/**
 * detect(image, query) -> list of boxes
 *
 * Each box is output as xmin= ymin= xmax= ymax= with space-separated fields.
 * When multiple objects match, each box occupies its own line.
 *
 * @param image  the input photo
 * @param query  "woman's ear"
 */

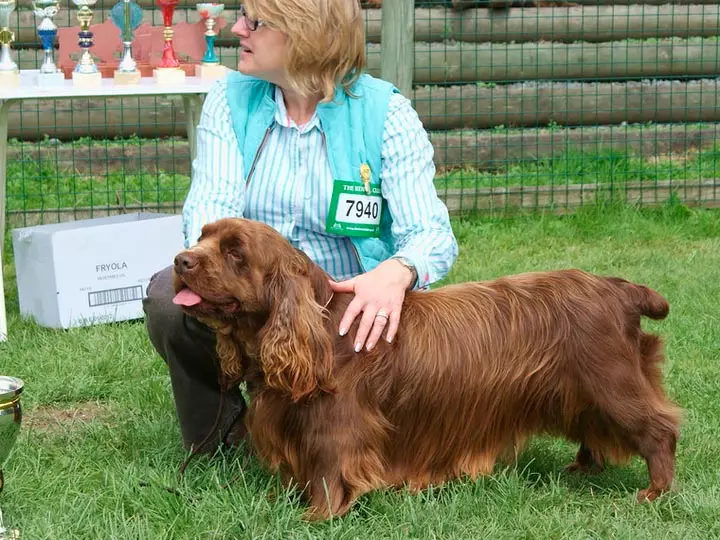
xmin=258 ymin=265 xmax=335 ymax=402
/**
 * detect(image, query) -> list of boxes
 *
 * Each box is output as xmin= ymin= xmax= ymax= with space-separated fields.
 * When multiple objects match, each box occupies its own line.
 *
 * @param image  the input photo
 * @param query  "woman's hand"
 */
xmin=329 ymin=259 xmax=415 ymax=352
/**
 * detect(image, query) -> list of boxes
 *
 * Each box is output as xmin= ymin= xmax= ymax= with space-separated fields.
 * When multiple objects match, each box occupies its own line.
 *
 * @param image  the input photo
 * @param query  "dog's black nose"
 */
xmin=174 ymin=252 xmax=198 ymax=274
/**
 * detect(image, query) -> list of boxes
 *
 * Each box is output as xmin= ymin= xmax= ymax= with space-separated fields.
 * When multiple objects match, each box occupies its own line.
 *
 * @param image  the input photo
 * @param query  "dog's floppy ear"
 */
xmin=258 ymin=259 xmax=335 ymax=402
xmin=214 ymin=324 xmax=244 ymax=386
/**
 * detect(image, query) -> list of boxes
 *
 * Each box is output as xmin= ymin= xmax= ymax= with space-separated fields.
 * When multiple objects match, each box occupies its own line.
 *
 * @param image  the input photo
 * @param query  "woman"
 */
xmin=143 ymin=0 xmax=458 ymax=453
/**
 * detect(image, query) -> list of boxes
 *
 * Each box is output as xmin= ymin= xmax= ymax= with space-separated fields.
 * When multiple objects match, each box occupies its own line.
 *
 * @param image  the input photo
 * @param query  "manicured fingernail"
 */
xmin=386 ymin=337 xmax=392 ymax=344
xmin=339 ymin=327 xmax=347 ymax=336
xmin=366 ymin=341 xmax=375 ymax=351
xmin=354 ymin=342 xmax=361 ymax=353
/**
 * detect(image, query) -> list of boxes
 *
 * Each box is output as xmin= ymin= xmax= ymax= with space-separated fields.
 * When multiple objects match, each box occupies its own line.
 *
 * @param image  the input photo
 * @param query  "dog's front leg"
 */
xmin=301 ymin=471 xmax=352 ymax=521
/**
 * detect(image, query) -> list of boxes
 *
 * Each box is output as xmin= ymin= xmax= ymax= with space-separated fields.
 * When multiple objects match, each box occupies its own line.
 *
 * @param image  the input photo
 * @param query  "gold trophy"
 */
xmin=71 ymin=0 xmax=102 ymax=87
xmin=194 ymin=3 xmax=227 ymax=80
xmin=0 ymin=0 xmax=20 ymax=88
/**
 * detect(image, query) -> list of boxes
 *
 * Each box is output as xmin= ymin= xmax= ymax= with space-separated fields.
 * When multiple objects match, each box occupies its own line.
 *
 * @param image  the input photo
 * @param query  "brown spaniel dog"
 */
xmin=172 ymin=217 xmax=681 ymax=520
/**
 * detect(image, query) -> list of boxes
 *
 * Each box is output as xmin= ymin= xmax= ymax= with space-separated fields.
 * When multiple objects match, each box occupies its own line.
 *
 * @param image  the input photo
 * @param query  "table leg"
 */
xmin=182 ymin=94 xmax=203 ymax=165
xmin=0 ymin=99 xmax=16 ymax=342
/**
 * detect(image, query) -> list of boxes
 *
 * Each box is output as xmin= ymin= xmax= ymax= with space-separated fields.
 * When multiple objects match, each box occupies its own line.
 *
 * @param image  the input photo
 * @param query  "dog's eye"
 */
xmin=220 ymin=236 xmax=245 ymax=266
xmin=226 ymin=248 xmax=243 ymax=262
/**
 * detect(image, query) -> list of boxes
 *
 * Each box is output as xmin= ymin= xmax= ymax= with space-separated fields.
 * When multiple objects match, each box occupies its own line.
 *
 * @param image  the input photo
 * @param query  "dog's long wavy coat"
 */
xmin=172 ymin=217 xmax=681 ymax=520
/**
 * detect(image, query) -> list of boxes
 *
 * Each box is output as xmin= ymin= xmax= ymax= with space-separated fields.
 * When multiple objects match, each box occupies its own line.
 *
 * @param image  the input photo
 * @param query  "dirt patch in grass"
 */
xmin=27 ymin=402 xmax=115 ymax=434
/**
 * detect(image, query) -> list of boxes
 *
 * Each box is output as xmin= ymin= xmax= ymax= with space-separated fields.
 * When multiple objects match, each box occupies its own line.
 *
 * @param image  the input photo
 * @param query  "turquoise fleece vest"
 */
xmin=224 ymin=71 xmax=399 ymax=273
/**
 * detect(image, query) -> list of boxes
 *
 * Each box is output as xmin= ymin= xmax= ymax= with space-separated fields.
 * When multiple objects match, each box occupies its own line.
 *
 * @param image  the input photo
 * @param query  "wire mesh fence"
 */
xmin=3 ymin=0 xmax=720 ymax=231
xmin=411 ymin=0 xmax=720 ymax=214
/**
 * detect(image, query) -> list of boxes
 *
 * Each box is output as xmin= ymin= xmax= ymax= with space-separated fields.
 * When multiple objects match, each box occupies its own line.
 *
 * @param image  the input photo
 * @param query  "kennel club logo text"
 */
xmin=96 ymin=261 xmax=128 ymax=280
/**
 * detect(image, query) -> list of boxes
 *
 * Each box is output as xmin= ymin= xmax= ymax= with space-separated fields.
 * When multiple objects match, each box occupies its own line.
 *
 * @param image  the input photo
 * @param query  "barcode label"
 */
xmin=88 ymin=285 xmax=144 ymax=307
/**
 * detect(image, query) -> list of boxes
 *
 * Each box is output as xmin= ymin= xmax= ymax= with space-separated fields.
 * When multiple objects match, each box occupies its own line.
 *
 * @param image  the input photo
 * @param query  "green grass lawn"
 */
xmin=6 ymin=143 xmax=720 ymax=218
xmin=436 ymin=146 xmax=720 ymax=191
xmin=1 ymin=202 xmax=719 ymax=538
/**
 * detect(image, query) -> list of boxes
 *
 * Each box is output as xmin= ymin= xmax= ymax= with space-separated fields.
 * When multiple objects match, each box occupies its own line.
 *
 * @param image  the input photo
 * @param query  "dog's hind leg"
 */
xmin=634 ymin=414 xmax=678 ymax=502
xmin=633 ymin=334 xmax=681 ymax=501
xmin=565 ymin=443 xmax=604 ymax=474
xmin=580 ymin=374 xmax=680 ymax=502
xmin=563 ymin=411 xmax=607 ymax=473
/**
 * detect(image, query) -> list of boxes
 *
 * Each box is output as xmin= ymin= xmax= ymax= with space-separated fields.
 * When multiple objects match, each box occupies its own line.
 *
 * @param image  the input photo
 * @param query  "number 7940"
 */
xmin=344 ymin=199 xmax=379 ymax=220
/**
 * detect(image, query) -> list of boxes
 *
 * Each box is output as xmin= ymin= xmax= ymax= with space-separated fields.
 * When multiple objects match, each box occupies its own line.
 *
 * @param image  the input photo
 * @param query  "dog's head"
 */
xmin=172 ymin=217 xmax=335 ymax=400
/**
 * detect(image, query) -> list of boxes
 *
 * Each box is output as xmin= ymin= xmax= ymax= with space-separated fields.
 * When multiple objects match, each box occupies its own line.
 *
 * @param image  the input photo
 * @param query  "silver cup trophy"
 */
xmin=110 ymin=0 xmax=142 ymax=84
xmin=0 ymin=0 xmax=20 ymax=87
xmin=32 ymin=0 xmax=64 ymax=85
xmin=0 ymin=376 xmax=23 ymax=540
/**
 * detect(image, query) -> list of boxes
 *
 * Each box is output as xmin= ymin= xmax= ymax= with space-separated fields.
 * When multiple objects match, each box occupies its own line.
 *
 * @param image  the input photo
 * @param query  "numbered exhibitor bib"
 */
xmin=326 ymin=179 xmax=382 ymax=237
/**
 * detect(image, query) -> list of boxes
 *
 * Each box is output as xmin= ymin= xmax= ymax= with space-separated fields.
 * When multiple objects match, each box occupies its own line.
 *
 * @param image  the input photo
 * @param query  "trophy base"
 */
xmin=0 ymin=70 xmax=20 ymax=88
xmin=35 ymin=71 xmax=66 ymax=87
xmin=114 ymin=69 xmax=141 ymax=85
xmin=195 ymin=63 xmax=228 ymax=80
xmin=0 ymin=527 xmax=20 ymax=540
xmin=72 ymin=70 xmax=103 ymax=88
xmin=153 ymin=67 xmax=186 ymax=86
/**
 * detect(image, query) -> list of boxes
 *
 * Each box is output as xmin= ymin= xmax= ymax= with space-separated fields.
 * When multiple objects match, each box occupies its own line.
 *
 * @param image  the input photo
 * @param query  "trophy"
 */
xmin=0 ymin=0 xmax=20 ymax=88
xmin=194 ymin=3 xmax=226 ymax=80
xmin=32 ymin=0 xmax=64 ymax=86
xmin=153 ymin=0 xmax=185 ymax=85
xmin=0 ymin=376 xmax=23 ymax=540
xmin=71 ymin=0 xmax=102 ymax=87
xmin=110 ymin=0 xmax=142 ymax=84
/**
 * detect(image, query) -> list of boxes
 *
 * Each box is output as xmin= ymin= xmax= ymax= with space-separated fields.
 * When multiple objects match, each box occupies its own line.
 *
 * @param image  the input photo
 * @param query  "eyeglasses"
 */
xmin=239 ymin=5 xmax=266 ymax=31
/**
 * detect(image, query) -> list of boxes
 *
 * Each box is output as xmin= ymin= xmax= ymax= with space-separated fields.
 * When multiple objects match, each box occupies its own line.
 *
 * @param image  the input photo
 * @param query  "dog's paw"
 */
xmin=564 ymin=461 xmax=590 ymax=474
xmin=636 ymin=488 xmax=663 ymax=503
xmin=564 ymin=461 xmax=606 ymax=474
xmin=265 ymin=486 xmax=279 ymax=504
xmin=302 ymin=507 xmax=329 ymax=522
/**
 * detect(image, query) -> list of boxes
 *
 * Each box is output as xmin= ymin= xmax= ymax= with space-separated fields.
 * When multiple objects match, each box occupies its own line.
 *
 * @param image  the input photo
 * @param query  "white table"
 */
xmin=0 ymin=69 xmax=217 ymax=341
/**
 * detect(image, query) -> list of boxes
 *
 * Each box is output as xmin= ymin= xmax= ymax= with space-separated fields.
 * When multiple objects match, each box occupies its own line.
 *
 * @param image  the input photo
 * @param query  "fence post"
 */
xmin=380 ymin=0 xmax=414 ymax=97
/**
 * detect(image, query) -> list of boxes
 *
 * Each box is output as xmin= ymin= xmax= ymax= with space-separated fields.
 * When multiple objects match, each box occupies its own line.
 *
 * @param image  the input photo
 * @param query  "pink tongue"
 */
xmin=172 ymin=288 xmax=203 ymax=306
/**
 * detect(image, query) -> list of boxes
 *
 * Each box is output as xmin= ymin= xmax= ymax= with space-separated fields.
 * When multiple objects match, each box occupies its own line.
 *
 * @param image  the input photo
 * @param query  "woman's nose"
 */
xmin=232 ymin=17 xmax=250 ymax=36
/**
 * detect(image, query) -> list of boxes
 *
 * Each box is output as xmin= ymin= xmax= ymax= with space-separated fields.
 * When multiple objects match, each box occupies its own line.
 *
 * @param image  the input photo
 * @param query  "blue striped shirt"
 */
xmin=182 ymin=78 xmax=458 ymax=289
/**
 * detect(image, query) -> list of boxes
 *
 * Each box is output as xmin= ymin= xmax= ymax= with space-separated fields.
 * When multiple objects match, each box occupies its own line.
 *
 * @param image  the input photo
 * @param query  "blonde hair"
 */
xmin=244 ymin=0 xmax=366 ymax=102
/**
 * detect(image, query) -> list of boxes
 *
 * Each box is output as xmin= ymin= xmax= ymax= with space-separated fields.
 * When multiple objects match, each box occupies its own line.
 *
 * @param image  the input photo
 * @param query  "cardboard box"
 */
xmin=11 ymin=212 xmax=184 ymax=329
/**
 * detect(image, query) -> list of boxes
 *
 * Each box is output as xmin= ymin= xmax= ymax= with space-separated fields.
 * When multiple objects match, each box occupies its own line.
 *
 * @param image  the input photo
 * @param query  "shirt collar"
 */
xmin=274 ymin=86 xmax=321 ymax=133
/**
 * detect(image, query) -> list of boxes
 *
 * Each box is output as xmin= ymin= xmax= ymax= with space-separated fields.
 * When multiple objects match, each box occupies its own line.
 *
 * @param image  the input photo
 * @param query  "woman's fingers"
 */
xmin=365 ymin=308 xmax=390 ymax=351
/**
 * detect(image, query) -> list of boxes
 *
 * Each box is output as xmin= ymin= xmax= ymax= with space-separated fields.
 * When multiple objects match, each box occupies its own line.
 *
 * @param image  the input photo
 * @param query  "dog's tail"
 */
xmin=607 ymin=277 xmax=670 ymax=320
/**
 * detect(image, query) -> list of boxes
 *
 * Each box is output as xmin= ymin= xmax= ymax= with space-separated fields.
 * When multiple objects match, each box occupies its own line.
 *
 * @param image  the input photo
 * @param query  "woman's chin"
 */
xmin=237 ymin=60 xmax=255 ymax=75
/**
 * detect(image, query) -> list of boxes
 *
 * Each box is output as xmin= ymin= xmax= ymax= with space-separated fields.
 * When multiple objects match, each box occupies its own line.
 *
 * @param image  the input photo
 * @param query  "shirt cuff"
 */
xmin=391 ymin=252 xmax=430 ymax=291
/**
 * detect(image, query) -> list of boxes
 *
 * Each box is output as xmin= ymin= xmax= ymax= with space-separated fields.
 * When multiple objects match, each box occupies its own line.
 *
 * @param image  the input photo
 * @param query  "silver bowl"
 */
xmin=0 ymin=376 xmax=23 ymax=494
